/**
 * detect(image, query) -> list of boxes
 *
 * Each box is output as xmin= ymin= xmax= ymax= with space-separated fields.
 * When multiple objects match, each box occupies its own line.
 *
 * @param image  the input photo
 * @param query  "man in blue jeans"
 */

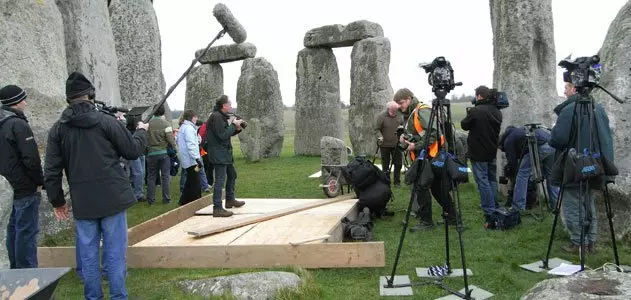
xmin=206 ymin=95 xmax=245 ymax=217
xmin=45 ymin=72 xmax=148 ymax=299
xmin=460 ymin=86 xmax=503 ymax=217
xmin=0 ymin=84 xmax=44 ymax=269
xmin=499 ymin=125 xmax=560 ymax=211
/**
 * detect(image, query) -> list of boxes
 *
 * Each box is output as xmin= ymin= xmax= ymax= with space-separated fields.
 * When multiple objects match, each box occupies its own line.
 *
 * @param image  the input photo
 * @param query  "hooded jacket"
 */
xmin=0 ymin=106 xmax=44 ymax=199
xmin=44 ymin=101 xmax=147 ymax=219
xmin=460 ymin=100 xmax=502 ymax=162
xmin=206 ymin=109 xmax=240 ymax=165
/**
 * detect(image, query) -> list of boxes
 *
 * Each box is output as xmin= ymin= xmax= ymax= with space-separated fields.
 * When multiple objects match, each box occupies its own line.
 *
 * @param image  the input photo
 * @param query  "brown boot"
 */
xmin=213 ymin=207 xmax=234 ymax=217
xmin=561 ymin=243 xmax=580 ymax=253
xmin=225 ymin=199 xmax=245 ymax=208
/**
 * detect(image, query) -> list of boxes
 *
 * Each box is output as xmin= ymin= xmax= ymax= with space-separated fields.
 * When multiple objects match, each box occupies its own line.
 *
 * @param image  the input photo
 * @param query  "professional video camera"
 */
xmin=470 ymin=89 xmax=509 ymax=109
xmin=558 ymin=55 xmax=602 ymax=91
xmin=419 ymin=56 xmax=460 ymax=95
xmin=227 ymin=112 xmax=247 ymax=129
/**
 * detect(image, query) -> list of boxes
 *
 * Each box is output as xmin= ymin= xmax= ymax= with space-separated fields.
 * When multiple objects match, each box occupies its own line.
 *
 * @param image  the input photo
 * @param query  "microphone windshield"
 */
xmin=213 ymin=3 xmax=247 ymax=43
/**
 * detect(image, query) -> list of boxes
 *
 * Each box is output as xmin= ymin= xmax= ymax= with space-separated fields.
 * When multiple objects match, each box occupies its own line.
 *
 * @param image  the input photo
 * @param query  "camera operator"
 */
xmin=373 ymin=100 xmax=404 ymax=186
xmin=499 ymin=125 xmax=559 ymax=211
xmin=44 ymin=72 xmax=148 ymax=299
xmin=206 ymin=95 xmax=246 ymax=217
xmin=460 ymin=86 xmax=502 ymax=217
xmin=549 ymin=82 xmax=614 ymax=254
xmin=394 ymin=88 xmax=456 ymax=231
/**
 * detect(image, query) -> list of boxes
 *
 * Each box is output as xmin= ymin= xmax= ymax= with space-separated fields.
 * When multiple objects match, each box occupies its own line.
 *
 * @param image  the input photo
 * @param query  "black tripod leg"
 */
xmin=603 ymin=184 xmax=621 ymax=267
xmin=542 ymin=184 xmax=565 ymax=269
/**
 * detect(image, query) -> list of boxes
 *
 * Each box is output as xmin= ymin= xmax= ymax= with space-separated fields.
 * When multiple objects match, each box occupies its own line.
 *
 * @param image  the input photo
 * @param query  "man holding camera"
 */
xmin=44 ymin=72 xmax=148 ymax=299
xmin=373 ymin=100 xmax=404 ymax=186
xmin=206 ymin=95 xmax=245 ymax=217
xmin=460 ymin=86 xmax=502 ymax=217
xmin=499 ymin=125 xmax=558 ymax=211
xmin=550 ymin=81 xmax=614 ymax=254
xmin=395 ymin=88 xmax=456 ymax=231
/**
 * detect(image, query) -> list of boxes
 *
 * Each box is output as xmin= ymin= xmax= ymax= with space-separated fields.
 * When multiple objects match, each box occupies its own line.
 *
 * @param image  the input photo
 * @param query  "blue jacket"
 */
xmin=177 ymin=120 xmax=201 ymax=169
xmin=549 ymin=94 xmax=614 ymax=164
xmin=500 ymin=126 xmax=551 ymax=170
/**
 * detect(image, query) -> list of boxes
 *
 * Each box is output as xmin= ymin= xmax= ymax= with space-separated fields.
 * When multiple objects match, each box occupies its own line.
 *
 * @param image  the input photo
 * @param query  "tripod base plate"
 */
xmin=520 ymin=257 xmax=571 ymax=273
xmin=435 ymin=284 xmax=493 ymax=300
xmin=416 ymin=267 xmax=473 ymax=278
xmin=379 ymin=275 xmax=413 ymax=296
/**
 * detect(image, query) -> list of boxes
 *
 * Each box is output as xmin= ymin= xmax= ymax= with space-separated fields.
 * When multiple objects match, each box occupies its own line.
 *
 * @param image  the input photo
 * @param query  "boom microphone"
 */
xmin=213 ymin=3 xmax=247 ymax=44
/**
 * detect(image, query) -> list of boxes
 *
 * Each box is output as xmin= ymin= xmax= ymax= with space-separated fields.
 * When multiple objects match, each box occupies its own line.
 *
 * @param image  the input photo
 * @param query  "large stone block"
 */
xmin=0 ymin=0 xmax=70 ymax=268
xmin=304 ymin=20 xmax=384 ymax=48
xmin=593 ymin=0 xmax=631 ymax=241
xmin=236 ymin=57 xmax=284 ymax=160
xmin=195 ymin=42 xmax=257 ymax=64
xmin=109 ymin=0 xmax=165 ymax=109
xmin=349 ymin=37 xmax=393 ymax=157
xmin=294 ymin=48 xmax=345 ymax=155
xmin=56 ymin=0 xmax=122 ymax=106
xmin=185 ymin=64 xmax=223 ymax=120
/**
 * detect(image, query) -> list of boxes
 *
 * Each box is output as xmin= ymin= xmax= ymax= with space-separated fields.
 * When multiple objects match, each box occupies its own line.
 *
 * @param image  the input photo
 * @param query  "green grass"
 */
xmin=48 ymin=108 xmax=630 ymax=299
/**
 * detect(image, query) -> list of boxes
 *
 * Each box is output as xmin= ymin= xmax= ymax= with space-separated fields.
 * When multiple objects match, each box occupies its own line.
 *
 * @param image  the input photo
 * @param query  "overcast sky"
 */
xmin=153 ymin=0 xmax=628 ymax=110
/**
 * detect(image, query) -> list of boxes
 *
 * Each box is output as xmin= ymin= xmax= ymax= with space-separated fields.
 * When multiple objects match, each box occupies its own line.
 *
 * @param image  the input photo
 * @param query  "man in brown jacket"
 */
xmin=374 ymin=101 xmax=404 ymax=186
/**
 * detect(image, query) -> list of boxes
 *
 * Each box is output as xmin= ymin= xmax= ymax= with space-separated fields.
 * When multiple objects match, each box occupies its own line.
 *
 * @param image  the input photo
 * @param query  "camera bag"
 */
xmin=484 ymin=207 xmax=521 ymax=230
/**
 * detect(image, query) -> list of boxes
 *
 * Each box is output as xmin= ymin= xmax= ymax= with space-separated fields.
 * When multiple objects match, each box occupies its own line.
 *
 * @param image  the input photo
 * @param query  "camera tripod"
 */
xmin=384 ymin=88 xmax=473 ymax=299
xmin=510 ymin=123 xmax=554 ymax=221
xmin=541 ymin=86 xmax=623 ymax=272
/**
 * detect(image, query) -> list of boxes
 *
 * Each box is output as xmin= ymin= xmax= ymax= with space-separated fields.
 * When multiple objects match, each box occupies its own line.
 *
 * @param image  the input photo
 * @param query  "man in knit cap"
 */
xmin=0 ymin=84 xmax=43 ymax=269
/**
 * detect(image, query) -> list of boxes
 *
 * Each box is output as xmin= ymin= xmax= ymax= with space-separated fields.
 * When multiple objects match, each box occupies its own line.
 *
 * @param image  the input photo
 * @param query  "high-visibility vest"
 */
xmin=408 ymin=104 xmax=445 ymax=160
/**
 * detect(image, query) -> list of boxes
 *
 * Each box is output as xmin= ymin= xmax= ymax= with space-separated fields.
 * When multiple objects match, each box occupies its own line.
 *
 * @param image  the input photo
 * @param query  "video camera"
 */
xmin=558 ymin=54 xmax=602 ymax=91
xmin=469 ymin=89 xmax=509 ymax=110
xmin=419 ymin=56 xmax=462 ymax=95
xmin=227 ymin=112 xmax=247 ymax=129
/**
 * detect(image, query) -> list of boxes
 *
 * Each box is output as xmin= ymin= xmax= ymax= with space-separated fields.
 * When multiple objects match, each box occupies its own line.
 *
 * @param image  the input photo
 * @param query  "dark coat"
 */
xmin=500 ymin=126 xmax=551 ymax=171
xmin=44 ymin=102 xmax=147 ymax=219
xmin=206 ymin=110 xmax=239 ymax=165
xmin=460 ymin=101 xmax=502 ymax=162
xmin=0 ymin=106 xmax=44 ymax=199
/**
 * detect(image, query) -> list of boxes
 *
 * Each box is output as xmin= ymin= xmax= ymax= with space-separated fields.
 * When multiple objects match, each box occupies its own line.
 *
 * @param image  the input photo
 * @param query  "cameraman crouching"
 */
xmin=373 ymin=101 xmax=404 ymax=186
xmin=460 ymin=86 xmax=502 ymax=217
xmin=395 ymin=88 xmax=456 ymax=231
xmin=499 ymin=125 xmax=559 ymax=211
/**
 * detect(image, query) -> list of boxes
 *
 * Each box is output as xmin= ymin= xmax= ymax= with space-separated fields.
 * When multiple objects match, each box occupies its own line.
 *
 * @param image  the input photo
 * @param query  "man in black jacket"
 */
xmin=0 ymin=85 xmax=43 ymax=269
xmin=461 ymin=86 xmax=502 ymax=217
xmin=44 ymin=72 xmax=148 ymax=299
xmin=206 ymin=95 xmax=245 ymax=217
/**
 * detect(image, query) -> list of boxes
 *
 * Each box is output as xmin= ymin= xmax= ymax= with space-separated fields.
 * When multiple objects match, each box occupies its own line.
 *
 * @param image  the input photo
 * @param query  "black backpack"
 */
xmin=341 ymin=155 xmax=387 ymax=190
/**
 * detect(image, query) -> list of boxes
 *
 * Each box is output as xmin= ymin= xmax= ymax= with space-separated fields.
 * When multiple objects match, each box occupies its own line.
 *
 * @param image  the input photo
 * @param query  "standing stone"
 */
xmin=593 ymin=0 xmax=631 ymax=241
xmin=109 ymin=0 xmax=165 ymax=109
xmin=55 ymin=0 xmax=122 ymax=106
xmin=490 ymin=0 xmax=557 ymax=180
xmin=349 ymin=37 xmax=393 ymax=157
xmin=0 ymin=0 xmax=69 ymax=268
xmin=295 ymin=48 xmax=344 ymax=156
xmin=239 ymin=118 xmax=261 ymax=162
xmin=236 ymin=57 xmax=284 ymax=159
xmin=185 ymin=64 xmax=223 ymax=120
xmin=490 ymin=0 xmax=557 ymax=128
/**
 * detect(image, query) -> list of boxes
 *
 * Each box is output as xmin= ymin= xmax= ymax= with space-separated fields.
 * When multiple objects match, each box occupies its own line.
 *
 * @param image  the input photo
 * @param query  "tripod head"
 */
xmin=419 ymin=56 xmax=462 ymax=100
xmin=559 ymin=54 xmax=626 ymax=103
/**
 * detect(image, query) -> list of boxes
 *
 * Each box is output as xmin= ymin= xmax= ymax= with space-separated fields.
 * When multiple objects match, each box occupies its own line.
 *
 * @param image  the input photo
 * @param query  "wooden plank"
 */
xmin=289 ymin=235 xmax=331 ymax=246
xmin=229 ymin=200 xmax=357 ymax=245
xmin=127 ymin=194 xmax=213 ymax=245
xmin=37 ymin=242 xmax=385 ymax=269
xmin=195 ymin=198 xmax=324 ymax=215
xmin=327 ymin=200 xmax=358 ymax=242
xmin=187 ymin=193 xmax=357 ymax=237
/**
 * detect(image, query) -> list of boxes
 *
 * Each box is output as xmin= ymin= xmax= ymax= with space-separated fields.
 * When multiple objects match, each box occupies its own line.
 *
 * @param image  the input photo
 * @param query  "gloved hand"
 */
xmin=377 ymin=137 xmax=383 ymax=146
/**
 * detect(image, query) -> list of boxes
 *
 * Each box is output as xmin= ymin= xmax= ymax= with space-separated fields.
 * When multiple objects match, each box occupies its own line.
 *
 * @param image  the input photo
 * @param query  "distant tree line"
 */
xmin=450 ymin=94 xmax=475 ymax=103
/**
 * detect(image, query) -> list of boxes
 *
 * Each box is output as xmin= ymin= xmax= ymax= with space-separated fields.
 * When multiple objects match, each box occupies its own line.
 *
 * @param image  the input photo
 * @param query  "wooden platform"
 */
xmin=37 ymin=194 xmax=386 ymax=269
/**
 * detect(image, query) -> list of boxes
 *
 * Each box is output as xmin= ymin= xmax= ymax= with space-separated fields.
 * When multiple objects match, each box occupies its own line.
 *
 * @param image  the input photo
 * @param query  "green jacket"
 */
xmin=147 ymin=116 xmax=175 ymax=156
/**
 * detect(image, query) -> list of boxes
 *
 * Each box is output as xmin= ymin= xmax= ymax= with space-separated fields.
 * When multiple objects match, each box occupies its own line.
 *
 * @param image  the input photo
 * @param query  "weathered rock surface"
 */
xmin=593 ymin=0 xmax=631 ymax=241
xmin=196 ymin=42 xmax=257 ymax=64
xmin=179 ymin=271 xmax=301 ymax=300
xmin=490 ymin=0 xmax=557 ymax=181
xmin=185 ymin=64 xmax=223 ymax=120
xmin=109 ymin=0 xmax=165 ymax=108
xmin=236 ymin=58 xmax=284 ymax=160
xmin=521 ymin=270 xmax=631 ymax=300
xmin=304 ymin=20 xmax=384 ymax=48
xmin=349 ymin=37 xmax=393 ymax=156
xmin=239 ymin=118 xmax=261 ymax=162
xmin=0 ymin=0 xmax=70 ymax=267
xmin=321 ymin=136 xmax=349 ymax=178
xmin=56 ymin=0 xmax=122 ymax=106
xmin=294 ymin=48 xmax=345 ymax=155
xmin=490 ymin=0 xmax=557 ymax=128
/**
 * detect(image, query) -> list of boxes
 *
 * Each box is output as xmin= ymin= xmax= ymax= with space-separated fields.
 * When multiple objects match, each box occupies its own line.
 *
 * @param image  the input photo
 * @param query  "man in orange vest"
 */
xmin=395 ymin=88 xmax=456 ymax=232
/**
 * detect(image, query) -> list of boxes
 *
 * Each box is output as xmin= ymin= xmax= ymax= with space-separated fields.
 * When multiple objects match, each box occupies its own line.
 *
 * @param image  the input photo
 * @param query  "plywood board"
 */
xmin=194 ymin=198 xmax=325 ymax=215
xmin=37 ymin=242 xmax=385 ymax=269
xmin=135 ymin=198 xmax=358 ymax=246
